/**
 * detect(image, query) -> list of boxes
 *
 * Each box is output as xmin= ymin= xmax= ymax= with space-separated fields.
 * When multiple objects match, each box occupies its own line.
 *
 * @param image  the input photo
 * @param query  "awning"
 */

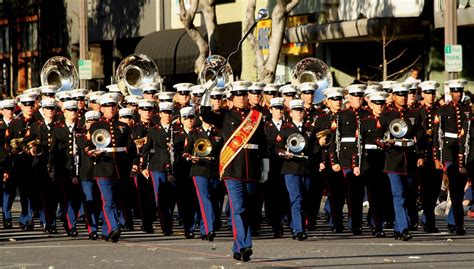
xmin=135 ymin=22 xmax=242 ymax=76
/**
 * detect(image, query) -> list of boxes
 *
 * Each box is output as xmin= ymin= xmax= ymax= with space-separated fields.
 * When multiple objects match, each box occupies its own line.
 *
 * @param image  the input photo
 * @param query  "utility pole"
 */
xmin=79 ymin=0 xmax=88 ymax=89
xmin=445 ymin=0 xmax=458 ymax=80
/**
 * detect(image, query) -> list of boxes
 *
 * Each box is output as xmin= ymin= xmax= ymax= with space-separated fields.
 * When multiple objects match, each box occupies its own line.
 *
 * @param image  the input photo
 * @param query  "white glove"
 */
xmin=260 ymin=158 xmax=270 ymax=183
xmin=200 ymin=88 xmax=211 ymax=107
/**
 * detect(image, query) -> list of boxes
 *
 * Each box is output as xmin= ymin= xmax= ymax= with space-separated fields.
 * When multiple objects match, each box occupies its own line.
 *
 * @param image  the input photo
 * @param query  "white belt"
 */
xmin=341 ymin=137 xmax=356 ymax=143
xmin=445 ymin=132 xmax=458 ymax=139
xmin=245 ymin=144 xmax=259 ymax=150
xmin=394 ymin=141 xmax=415 ymax=147
xmin=364 ymin=144 xmax=380 ymax=150
xmin=99 ymin=147 xmax=127 ymax=153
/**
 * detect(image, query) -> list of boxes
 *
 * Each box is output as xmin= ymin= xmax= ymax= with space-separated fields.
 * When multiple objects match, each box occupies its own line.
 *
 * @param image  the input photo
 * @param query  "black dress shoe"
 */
xmin=383 ymin=222 xmax=394 ymax=229
xmin=142 ymin=226 xmax=154 ymax=234
xmin=162 ymin=230 xmax=173 ymax=236
xmin=200 ymin=234 xmax=207 ymax=240
xmin=332 ymin=226 xmax=344 ymax=233
xmin=102 ymin=235 xmax=110 ymax=241
xmin=24 ymin=221 xmax=34 ymax=231
xmin=374 ymin=229 xmax=386 ymax=238
xmin=184 ymin=232 xmax=195 ymax=239
xmin=399 ymin=229 xmax=412 ymax=241
xmin=109 ymin=230 xmax=121 ymax=243
xmin=207 ymin=231 xmax=216 ymax=241
xmin=447 ymin=224 xmax=456 ymax=233
xmin=295 ymin=232 xmax=306 ymax=241
xmin=3 ymin=220 xmax=13 ymax=229
xmin=455 ymin=227 xmax=466 ymax=236
xmin=89 ymin=232 xmax=98 ymax=240
xmin=69 ymin=229 xmax=78 ymax=237
xmin=272 ymin=231 xmax=283 ymax=239
xmin=423 ymin=225 xmax=439 ymax=233
xmin=49 ymin=226 xmax=58 ymax=234
xmin=409 ymin=224 xmax=418 ymax=231
xmin=241 ymin=248 xmax=253 ymax=262
xmin=233 ymin=252 xmax=242 ymax=261
xmin=352 ymin=227 xmax=362 ymax=235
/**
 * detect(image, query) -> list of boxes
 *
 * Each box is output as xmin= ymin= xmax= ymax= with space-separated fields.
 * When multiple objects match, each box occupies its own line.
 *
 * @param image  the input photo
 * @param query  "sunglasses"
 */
xmin=21 ymin=102 xmax=35 ymax=107
xmin=139 ymin=107 xmax=153 ymax=111
xmin=271 ymin=106 xmax=284 ymax=110
xmin=383 ymin=88 xmax=393 ymax=93
xmin=44 ymin=107 xmax=56 ymax=110
xmin=283 ymin=93 xmax=296 ymax=97
xmin=248 ymin=90 xmax=262 ymax=95
xmin=394 ymin=92 xmax=408 ymax=97
xmin=372 ymin=101 xmax=386 ymax=105
xmin=423 ymin=90 xmax=436 ymax=95
xmin=73 ymin=97 xmax=86 ymax=101
xmin=160 ymin=110 xmax=173 ymax=114
xmin=301 ymin=91 xmax=314 ymax=95
xmin=450 ymin=87 xmax=464 ymax=92
xmin=101 ymin=104 xmax=117 ymax=108
xmin=349 ymin=93 xmax=364 ymax=97
xmin=328 ymin=96 xmax=343 ymax=101
xmin=233 ymin=92 xmax=248 ymax=97
xmin=178 ymin=91 xmax=190 ymax=96
xmin=292 ymin=108 xmax=304 ymax=112
xmin=264 ymin=91 xmax=278 ymax=96
xmin=193 ymin=93 xmax=204 ymax=97
xmin=65 ymin=108 xmax=78 ymax=112
xmin=211 ymin=95 xmax=224 ymax=100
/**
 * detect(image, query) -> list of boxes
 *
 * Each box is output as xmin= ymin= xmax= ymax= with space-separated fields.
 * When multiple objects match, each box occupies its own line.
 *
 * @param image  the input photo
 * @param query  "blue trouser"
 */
xmin=2 ymin=177 xmax=16 ymax=221
xmin=445 ymin=161 xmax=467 ymax=227
xmin=60 ymin=180 xmax=82 ymax=231
xmin=193 ymin=176 xmax=221 ymax=235
xmin=225 ymin=179 xmax=254 ymax=253
xmin=97 ymin=178 xmax=120 ymax=235
xmin=81 ymin=181 xmax=100 ymax=233
xmin=387 ymin=173 xmax=416 ymax=233
xmin=150 ymin=171 xmax=174 ymax=233
xmin=284 ymin=174 xmax=311 ymax=234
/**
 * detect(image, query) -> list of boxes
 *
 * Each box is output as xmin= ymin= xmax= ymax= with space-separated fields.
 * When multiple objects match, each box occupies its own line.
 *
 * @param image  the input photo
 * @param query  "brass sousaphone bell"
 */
xmin=198 ymin=55 xmax=233 ymax=89
xmin=116 ymin=54 xmax=160 ymax=97
xmin=193 ymin=138 xmax=214 ymax=160
xmin=40 ymin=56 xmax=79 ymax=92
xmin=291 ymin=57 xmax=333 ymax=104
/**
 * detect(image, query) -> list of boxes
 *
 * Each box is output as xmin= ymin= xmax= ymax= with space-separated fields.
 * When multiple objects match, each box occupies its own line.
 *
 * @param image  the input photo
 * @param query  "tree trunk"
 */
xmin=179 ymin=0 xmax=209 ymax=74
xmin=201 ymin=0 xmax=219 ymax=55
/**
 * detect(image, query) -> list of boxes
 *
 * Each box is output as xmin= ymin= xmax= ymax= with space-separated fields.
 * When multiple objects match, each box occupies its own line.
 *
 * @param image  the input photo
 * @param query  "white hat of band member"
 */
xmin=159 ymin=101 xmax=174 ymax=112
xmin=211 ymin=87 xmax=225 ymax=98
xmin=263 ymin=83 xmax=280 ymax=94
xmin=140 ymin=82 xmax=159 ymax=93
xmin=248 ymin=82 xmax=265 ymax=94
xmin=280 ymin=84 xmax=297 ymax=96
xmin=173 ymin=83 xmax=194 ymax=93
xmin=24 ymin=87 xmax=41 ymax=96
xmin=156 ymin=91 xmax=175 ymax=102
xmin=87 ymin=91 xmax=105 ymax=103
xmin=323 ymin=87 xmax=344 ymax=99
xmin=270 ymin=97 xmax=284 ymax=107
xmin=379 ymin=80 xmax=398 ymax=90
xmin=106 ymin=84 xmax=121 ymax=94
xmin=190 ymin=85 xmax=206 ymax=96
xmin=419 ymin=80 xmax=440 ymax=92
xmin=137 ymin=99 xmax=156 ymax=109
xmin=63 ymin=100 xmax=78 ymax=110
xmin=298 ymin=82 xmax=317 ymax=94
xmin=119 ymin=108 xmax=133 ymax=118
xmin=368 ymin=91 xmax=389 ymax=103
xmin=180 ymin=106 xmax=196 ymax=118
xmin=1 ymin=99 xmax=16 ymax=109
xmin=391 ymin=83 xmax=409 ymax=93
xmin=70 ymin=88 xmax=89 ymax=99
xmin=124 ymin=95 xmax=142 ymax=105
xmin=41 ymin=99 xmax=56 ymax=108
xmin=289 ymin=99 xmax=304 ymax=110
xmin=445 ymin=79 xmax=468 ymax=89
xmin=17 ymin=94 xmax=36 ymax=104
xmin=346 ymin=84 xmax=367 ymax=94
xmin=40 ymin=85 xmax=58 ymax=95
xmin=55 ymin=91 xmax=71 ymax=102
xmin=405 ymin=79 xmax=421 ymax=90
xmin=99 ymin=93 xmax=118 ymax=106
xmin=228 ymin=81 xmax=251 ymax=93
xmin=85 ymin=110 xmax=101 ymax=121
xmin=364 ymin=84 xmax=383 ymax=96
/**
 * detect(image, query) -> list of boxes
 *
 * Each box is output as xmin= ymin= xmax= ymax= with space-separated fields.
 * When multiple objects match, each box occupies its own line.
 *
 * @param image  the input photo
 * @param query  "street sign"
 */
xmin=445 ymin=45 xmax=463 ymax=72
xmin=78 ymin=59 xmax=92 ymax=79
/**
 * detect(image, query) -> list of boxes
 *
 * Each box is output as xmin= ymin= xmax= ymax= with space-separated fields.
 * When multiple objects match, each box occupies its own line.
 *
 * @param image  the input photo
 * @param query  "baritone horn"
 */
xmin=279 ymin=133 xmax=308 ymax=159
xmin=291 ymin=57 xmax=333 ymax=104
xmin=116 ymin=54 xmax=160 ymax=96
xmin=40 ymin=56 xmax=79 ymax=92
xmin=389 ymin=118 xmax=408 ymax=138
xmin=198 ymin=55 xmax=233 ymax=90
xmin=92 ymin=129 xmax=111 ymax=149
xmin=193 ymin=138 xmax=214 ymax=160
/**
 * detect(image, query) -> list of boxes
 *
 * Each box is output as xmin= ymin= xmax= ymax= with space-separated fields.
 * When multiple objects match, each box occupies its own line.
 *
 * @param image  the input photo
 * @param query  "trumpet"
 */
xmin=134 ymin=137 xmax=147 ymax=148
xmin=192 ymin=138 xmax=214 ymax=160
xmin=10 ymin=138 xmax=24 ymax=152
xmin=316 ymin=129 xmax=332 ymax=140
xmin=27 ymin=139 xmax=43 ymax=156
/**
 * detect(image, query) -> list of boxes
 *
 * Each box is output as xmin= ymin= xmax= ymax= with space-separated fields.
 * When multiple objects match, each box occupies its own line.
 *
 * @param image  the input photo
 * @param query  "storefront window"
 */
xmin=0 ymin=25 xmax=8 ymax=53
xmin=19 ymin=21 xmax=38 ymax=52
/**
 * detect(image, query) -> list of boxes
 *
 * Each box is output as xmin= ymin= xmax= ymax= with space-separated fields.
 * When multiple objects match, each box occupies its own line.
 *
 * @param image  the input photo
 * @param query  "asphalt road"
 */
xmin=1 ymin=206 xmax=474 ymax=268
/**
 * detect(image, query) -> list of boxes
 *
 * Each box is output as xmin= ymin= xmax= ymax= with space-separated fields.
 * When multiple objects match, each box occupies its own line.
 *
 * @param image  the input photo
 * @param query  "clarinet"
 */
xmin=169 ymin=123 xmax=175 ymax=175
xmin=464 ymin=120 xmax=471 ymax=165
xmin=73 ymin=129 xmax=80 ymax=177
xmin=335 ymin=114 xmax=341 ymax=160
xmin=438 ymin=116 xmax=444 ymax=163
xmin=357 ymin=118 xmax=362 ymax=169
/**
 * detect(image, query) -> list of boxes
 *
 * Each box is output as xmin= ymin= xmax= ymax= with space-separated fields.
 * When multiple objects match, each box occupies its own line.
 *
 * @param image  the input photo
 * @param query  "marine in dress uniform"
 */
xmin=330 ymin=84 xmax=371 ymax=235
xmin=0 ymin=99 xmax=16 ymax=229
xmin=314 ymin=87 xmax=346 ymax=232
xmin=200 ymin=81 xmax=269 ymax=262
xmin=131 ymin=99 xmax=157 ymax=234
xmin=124 ymin=95 xmax=143 ymax=124
xmin=379 ymin=84 xmax=425 ymax=241
xmin=261 ymin=84 xmax=280 ymax=121
xmin=86 ymin=94 xmax=137 ymax=242
xmin=4 ymin=94 xmax=38 ymax=231
xmin=182 ymin=108 xmax=223 ymax=241
xmin=173 ymin=83 xmax=193 ymax=120
xmin=417 ymin=81 xmax=443 ymax=233
xmin=70 ymin=89 xmax=90 ymax=127
xmin=355 ymin=91 xmax=390 ymax=238
xmin=380 ymin=80 xmax=398 ymax=109
xmin=434 ymin=79 xmax=471 ymax=235
xmin=141 ymin=101 xmax=178 ymax=236
xmin=280 ymin=84 xmax=298 ymax=122
xmin=276 ymin=99 xmax=316 ymax=241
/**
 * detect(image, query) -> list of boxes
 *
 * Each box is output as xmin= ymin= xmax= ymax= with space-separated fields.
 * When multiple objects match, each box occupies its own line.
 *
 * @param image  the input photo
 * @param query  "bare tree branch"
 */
xmin=386 ymin=55 xmax=422 ymax=80
xmin=386 ymin=48 xmax=407 ymax=65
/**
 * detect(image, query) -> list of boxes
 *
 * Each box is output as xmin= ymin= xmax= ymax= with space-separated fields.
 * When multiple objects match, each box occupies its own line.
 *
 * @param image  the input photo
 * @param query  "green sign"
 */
xmin=445 ymin=45 xmax=462 ymax=72
xmin=78 ymin=59 xmax=92 ymax=79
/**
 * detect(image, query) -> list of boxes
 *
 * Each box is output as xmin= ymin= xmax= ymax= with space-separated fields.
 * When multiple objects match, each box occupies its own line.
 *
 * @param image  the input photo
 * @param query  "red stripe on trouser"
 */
xmin=97 ymin=181 xmax=112 ymax=234
xmin=66 ymin=210 xmax=73 ymax=230
xmin=224 ymin=181 xmax=238 ymax=246
xmin=193 ymin=176 xmax=209 ymax=234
